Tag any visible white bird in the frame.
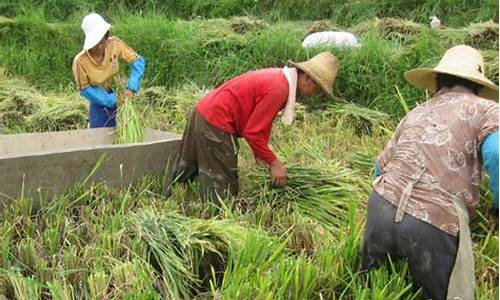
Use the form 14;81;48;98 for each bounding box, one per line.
430;16;441;29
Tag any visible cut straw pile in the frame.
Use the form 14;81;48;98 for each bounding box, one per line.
229;16;268;34
324;101;391;135
0;77;87;132
247;164;362;232
305;19;341;36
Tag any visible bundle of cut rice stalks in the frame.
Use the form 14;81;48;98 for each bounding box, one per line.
324;101;392;136
0;78;43;130
482;49;499;84
26;102;87;132
229;16;269;34
352;17;421;39
438;21;498;46
113;78;145;144
305;19;341;36
348;151;378;174
247;164;365;233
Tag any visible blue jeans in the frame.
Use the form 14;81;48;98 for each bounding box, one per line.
89;103;117;128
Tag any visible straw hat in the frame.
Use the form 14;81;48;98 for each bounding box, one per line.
81;13;111;50
289;52;340;97
404;45;498;101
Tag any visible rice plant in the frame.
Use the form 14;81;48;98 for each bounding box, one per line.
133;210;246;298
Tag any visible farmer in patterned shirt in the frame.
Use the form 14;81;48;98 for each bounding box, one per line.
361;45;498;300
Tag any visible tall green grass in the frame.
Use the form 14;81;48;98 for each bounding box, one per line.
1;15;498;116
1;0;498;25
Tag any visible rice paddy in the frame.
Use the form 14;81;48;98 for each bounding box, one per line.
0;2;498;299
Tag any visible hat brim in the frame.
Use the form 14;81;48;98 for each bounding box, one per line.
83;23;111;50
404;68;499;101
289;60;334;98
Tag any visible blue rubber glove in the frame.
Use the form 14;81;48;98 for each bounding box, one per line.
482;131;499;210
373;159;382;178
80;86;117;108
126;56;145;93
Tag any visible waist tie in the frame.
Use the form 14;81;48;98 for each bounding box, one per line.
394;167;426;223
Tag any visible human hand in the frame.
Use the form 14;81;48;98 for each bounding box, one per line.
269;160;288;187
124;89;135;99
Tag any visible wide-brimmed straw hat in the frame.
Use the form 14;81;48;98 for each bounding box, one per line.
404;45;498;101
289;52;340;97
81;13;111;50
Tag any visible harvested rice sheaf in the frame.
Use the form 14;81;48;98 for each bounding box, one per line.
325;101;392;136
438;21;499;49
113;76;146;144
305;19;341;36
352;17;421;38
482;49;499;84
114;99;145;144
229;16;268;34
468;21;499;47
26;104;87;132
247;165;364;232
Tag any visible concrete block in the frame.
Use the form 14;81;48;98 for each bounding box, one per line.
0;128;181;210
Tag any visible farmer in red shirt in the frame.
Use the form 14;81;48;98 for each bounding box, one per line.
165;52;340;201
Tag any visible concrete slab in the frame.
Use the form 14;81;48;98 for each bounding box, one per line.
0;128;181;210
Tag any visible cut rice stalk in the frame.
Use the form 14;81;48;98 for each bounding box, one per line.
113;77;145;144
114;99;145;144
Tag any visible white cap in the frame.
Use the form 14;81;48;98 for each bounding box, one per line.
81;13;111;50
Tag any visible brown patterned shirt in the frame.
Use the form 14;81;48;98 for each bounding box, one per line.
373;87;499;236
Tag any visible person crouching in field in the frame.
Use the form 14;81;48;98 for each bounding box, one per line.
361;45;498;300
164;52;340;202
72;13;145;128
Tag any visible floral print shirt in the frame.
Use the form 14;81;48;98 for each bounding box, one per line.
373;87;499;236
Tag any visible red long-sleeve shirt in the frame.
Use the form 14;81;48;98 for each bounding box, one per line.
196;68;289;164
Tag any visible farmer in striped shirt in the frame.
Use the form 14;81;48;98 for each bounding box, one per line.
362;45;499;300
164;52;340;202
72;13;145;128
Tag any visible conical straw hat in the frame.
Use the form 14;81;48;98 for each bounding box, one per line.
404;45;498;101
289;52;340;97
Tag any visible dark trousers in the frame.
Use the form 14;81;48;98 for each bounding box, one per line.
165;109;239;202
361;190;459;300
